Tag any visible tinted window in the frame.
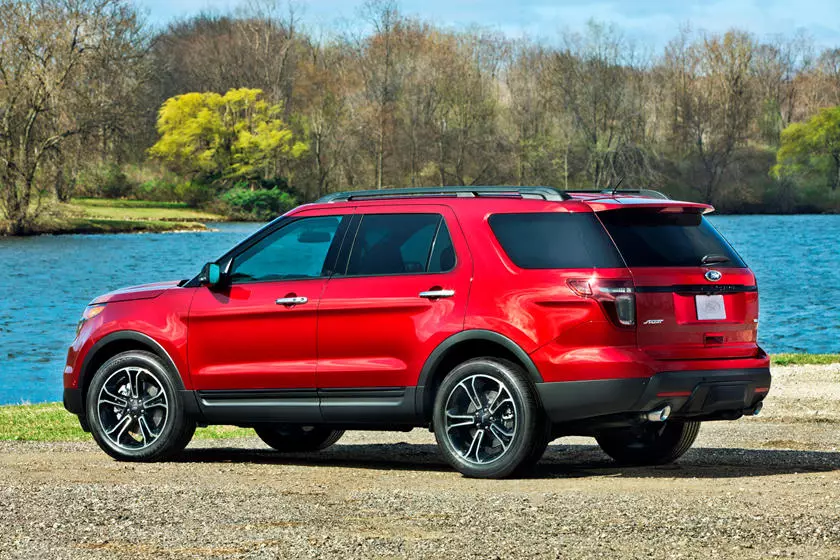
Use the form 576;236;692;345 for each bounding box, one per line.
599;210;745;268
428;221;456;273
347;214;444;276
489;213;624;269
230;216;344;282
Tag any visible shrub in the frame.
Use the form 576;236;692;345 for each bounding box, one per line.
76;164;134;198
221;187;297;221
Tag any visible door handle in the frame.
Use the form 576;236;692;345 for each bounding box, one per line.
419;289;455;299
276;296;308;306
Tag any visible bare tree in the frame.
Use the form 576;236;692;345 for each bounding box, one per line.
0;0;148;233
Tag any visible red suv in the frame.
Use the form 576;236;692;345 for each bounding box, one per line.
63;187;770;478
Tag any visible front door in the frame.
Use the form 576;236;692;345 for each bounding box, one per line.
316;206;471;421
188;212;350;398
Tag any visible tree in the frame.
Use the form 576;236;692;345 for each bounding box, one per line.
772;106;840;190
664;29;756;203
0;0;149;234
544;22;653;189
148;88;308;188
357;0;402;189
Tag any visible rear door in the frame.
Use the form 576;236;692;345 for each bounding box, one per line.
598;208;759;360
315;205;471;421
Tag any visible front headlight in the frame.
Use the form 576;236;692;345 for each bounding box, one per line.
76;304;106;336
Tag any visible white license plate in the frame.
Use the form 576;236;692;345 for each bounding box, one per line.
696;294;726;321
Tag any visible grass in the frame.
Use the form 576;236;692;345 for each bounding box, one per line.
770;353;840;366
0;403;252;442
9;197;226;235
70;198;223;222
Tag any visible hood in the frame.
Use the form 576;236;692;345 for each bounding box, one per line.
91;280;182;304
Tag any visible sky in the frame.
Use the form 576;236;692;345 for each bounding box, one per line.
136;0;840;50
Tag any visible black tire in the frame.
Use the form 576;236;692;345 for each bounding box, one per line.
515;413;552;475
596;421;701;466
254;425;344;452
86;351;196;461
432;358;546;479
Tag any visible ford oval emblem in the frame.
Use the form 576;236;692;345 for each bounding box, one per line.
705;270;722;282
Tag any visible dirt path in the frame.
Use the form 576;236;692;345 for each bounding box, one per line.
1;364;838;559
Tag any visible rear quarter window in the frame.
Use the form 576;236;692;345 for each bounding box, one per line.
488;213;624;269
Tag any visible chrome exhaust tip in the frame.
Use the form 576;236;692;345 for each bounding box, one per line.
645;405;672;422
752;401;763;416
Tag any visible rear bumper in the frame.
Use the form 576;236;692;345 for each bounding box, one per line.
537;367;771;424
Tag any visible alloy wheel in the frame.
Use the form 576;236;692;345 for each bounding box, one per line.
443;374;518;465
96;366;169;451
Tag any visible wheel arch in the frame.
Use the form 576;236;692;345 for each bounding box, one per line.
414;330;543;421
79;331;186;408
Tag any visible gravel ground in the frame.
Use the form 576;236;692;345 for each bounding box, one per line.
1;364;838;559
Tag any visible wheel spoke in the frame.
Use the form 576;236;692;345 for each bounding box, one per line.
114;416;133;444
487;382;509;412
101;388;127;408
489;397;512;415
105;414;131;436
457;380;481;410
489;424;512;451
143;392;167;409
446;420;475;431
463;429;484;463
489;421;514;439
139;416;156;445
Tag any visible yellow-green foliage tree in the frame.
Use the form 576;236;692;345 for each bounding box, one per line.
149;88;308;187
773;106;840;191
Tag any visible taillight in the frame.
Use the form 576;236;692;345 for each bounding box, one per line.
567;278;635;327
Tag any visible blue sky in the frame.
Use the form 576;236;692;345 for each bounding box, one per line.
137;0;840;49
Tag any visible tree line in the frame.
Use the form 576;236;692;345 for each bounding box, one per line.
2;0;840;233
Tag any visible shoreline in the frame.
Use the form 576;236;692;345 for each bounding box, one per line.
0;198;240;236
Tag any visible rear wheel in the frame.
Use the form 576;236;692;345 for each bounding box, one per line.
433;358;547;478
86;351;195;461
254;425;344;452
596;421;700;466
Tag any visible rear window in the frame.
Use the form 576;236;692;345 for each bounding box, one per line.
489;213;624;269
598;210;745;268
346;213;455;275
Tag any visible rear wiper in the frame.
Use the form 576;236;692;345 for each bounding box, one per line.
701;254;730;265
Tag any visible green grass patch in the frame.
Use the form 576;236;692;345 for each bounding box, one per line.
771;353;840;366
73;198;193;209
0;403;252;442
70;198;223;222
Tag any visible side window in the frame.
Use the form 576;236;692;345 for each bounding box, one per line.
346;214;451;276
489;213;624;269
428;220;456;273
230;216;345;283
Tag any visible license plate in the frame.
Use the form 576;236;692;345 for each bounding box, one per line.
696;294;726;321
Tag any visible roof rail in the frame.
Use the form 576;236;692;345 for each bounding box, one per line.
317;186;569;203
565;188;671;200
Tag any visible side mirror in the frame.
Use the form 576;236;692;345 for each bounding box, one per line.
199;262;223;287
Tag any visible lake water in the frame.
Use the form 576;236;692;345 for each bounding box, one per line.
1;215;839;405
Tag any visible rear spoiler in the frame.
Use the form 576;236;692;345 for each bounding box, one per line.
585;200;714;214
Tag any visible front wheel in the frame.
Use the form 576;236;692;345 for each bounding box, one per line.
86;351;195;461
255;425;344;452
432;358;547;479
596;421;700;466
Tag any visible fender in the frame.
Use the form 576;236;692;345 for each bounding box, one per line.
414;329;543;418
80;330;186;393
